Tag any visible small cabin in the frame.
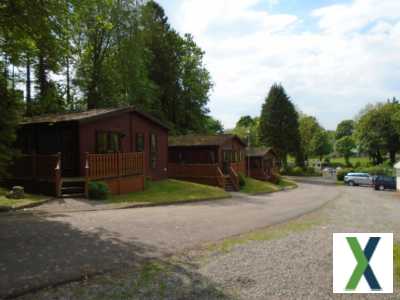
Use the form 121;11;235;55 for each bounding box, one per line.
168;134;246;191
246;147;279;182
10;107;169;197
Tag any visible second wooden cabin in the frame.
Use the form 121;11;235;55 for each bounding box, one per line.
168;134;247;191
246;147;279;182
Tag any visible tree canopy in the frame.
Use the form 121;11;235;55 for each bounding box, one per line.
0;0;215;135
259;84;301;167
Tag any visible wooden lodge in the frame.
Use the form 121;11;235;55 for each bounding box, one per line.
9;107;169;197
168;134;247;191
246;147;279;182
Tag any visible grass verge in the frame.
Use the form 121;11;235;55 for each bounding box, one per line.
240;176;297;195
240;177;281;194
277;177;298;189
0;187;47;210
109;179;230;204
206;211;321;253
395;244;400;285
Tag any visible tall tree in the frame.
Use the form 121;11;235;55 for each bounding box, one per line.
335;120;355;140
299;115;320;162
356;101;400;165
309;128;332;161
0;68;22;178
336;136;356;166
259;84;301;168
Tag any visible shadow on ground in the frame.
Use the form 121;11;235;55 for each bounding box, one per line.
0;213;231;299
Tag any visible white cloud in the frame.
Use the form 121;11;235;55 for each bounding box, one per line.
162;0;400;129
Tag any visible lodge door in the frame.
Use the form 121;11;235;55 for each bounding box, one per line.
61;128;78;177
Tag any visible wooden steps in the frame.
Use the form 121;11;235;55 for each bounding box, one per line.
60;178;85;198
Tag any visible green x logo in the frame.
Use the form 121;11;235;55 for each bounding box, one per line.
346;237;381;291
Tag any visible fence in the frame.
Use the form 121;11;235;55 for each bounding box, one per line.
85;152;144;180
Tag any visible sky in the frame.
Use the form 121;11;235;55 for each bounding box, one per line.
157;0;400;130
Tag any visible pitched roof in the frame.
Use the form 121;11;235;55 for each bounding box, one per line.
169;134;246;147
20;107;169;129
246;147;276;157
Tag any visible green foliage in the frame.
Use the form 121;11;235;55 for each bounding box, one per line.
395;244;400;285
202;116;224;134
299;115;320;160
356;101;400;165
0;72;22;178
283;166;321;177
1;0;216;135
237;116;255;128
335;136;356;166
259;84;301;167
336;168;353;181
231;116;260;147
238;173;246;188
88;181;110;200
309;129;332;161
335;120;355;140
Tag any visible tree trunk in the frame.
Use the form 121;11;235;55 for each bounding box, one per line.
66;56;71;109
390;150;396;165
26;57;32;116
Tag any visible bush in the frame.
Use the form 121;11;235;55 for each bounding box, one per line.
283;166;321;177
88;181;109;200
238;173;246;187
336;168;353;181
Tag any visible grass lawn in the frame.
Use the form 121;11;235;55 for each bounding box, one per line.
395;244;400;284
240;176;297;195
109;179;230;204
0;187;47;210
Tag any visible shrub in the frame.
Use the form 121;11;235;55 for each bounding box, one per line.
88;181;109;200
283;166;321;177
336;168;353;181
238;173;246;187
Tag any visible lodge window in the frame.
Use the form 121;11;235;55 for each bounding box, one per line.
150;133;158;169
135;133;145;152
96;131;122;153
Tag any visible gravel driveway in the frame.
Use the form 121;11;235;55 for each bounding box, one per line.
0;182;338;298
199;185;400;299
14;182;400;300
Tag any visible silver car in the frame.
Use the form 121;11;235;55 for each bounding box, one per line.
344;173;373;186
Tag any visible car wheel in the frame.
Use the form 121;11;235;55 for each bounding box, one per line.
348;181;355;186
379;185;385;191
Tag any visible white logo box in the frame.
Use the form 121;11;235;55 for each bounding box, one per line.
333;233;393;294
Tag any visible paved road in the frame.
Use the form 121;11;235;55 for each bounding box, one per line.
0;182;340;298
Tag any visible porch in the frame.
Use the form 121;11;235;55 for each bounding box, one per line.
8;152;145;197
167;162;241;191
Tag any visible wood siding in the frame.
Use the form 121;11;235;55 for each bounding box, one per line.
79;111;168;180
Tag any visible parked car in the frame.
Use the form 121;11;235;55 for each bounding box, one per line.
374;175;396;191
344;173;373;186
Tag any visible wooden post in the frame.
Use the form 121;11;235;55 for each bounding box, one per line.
55;152;62;197
84;152;89;198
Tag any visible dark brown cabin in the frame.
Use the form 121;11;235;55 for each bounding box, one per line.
246;147;279;182
168;134;246;191
11;107;169;197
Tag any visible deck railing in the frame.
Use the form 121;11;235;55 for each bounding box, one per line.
85;152;144;180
